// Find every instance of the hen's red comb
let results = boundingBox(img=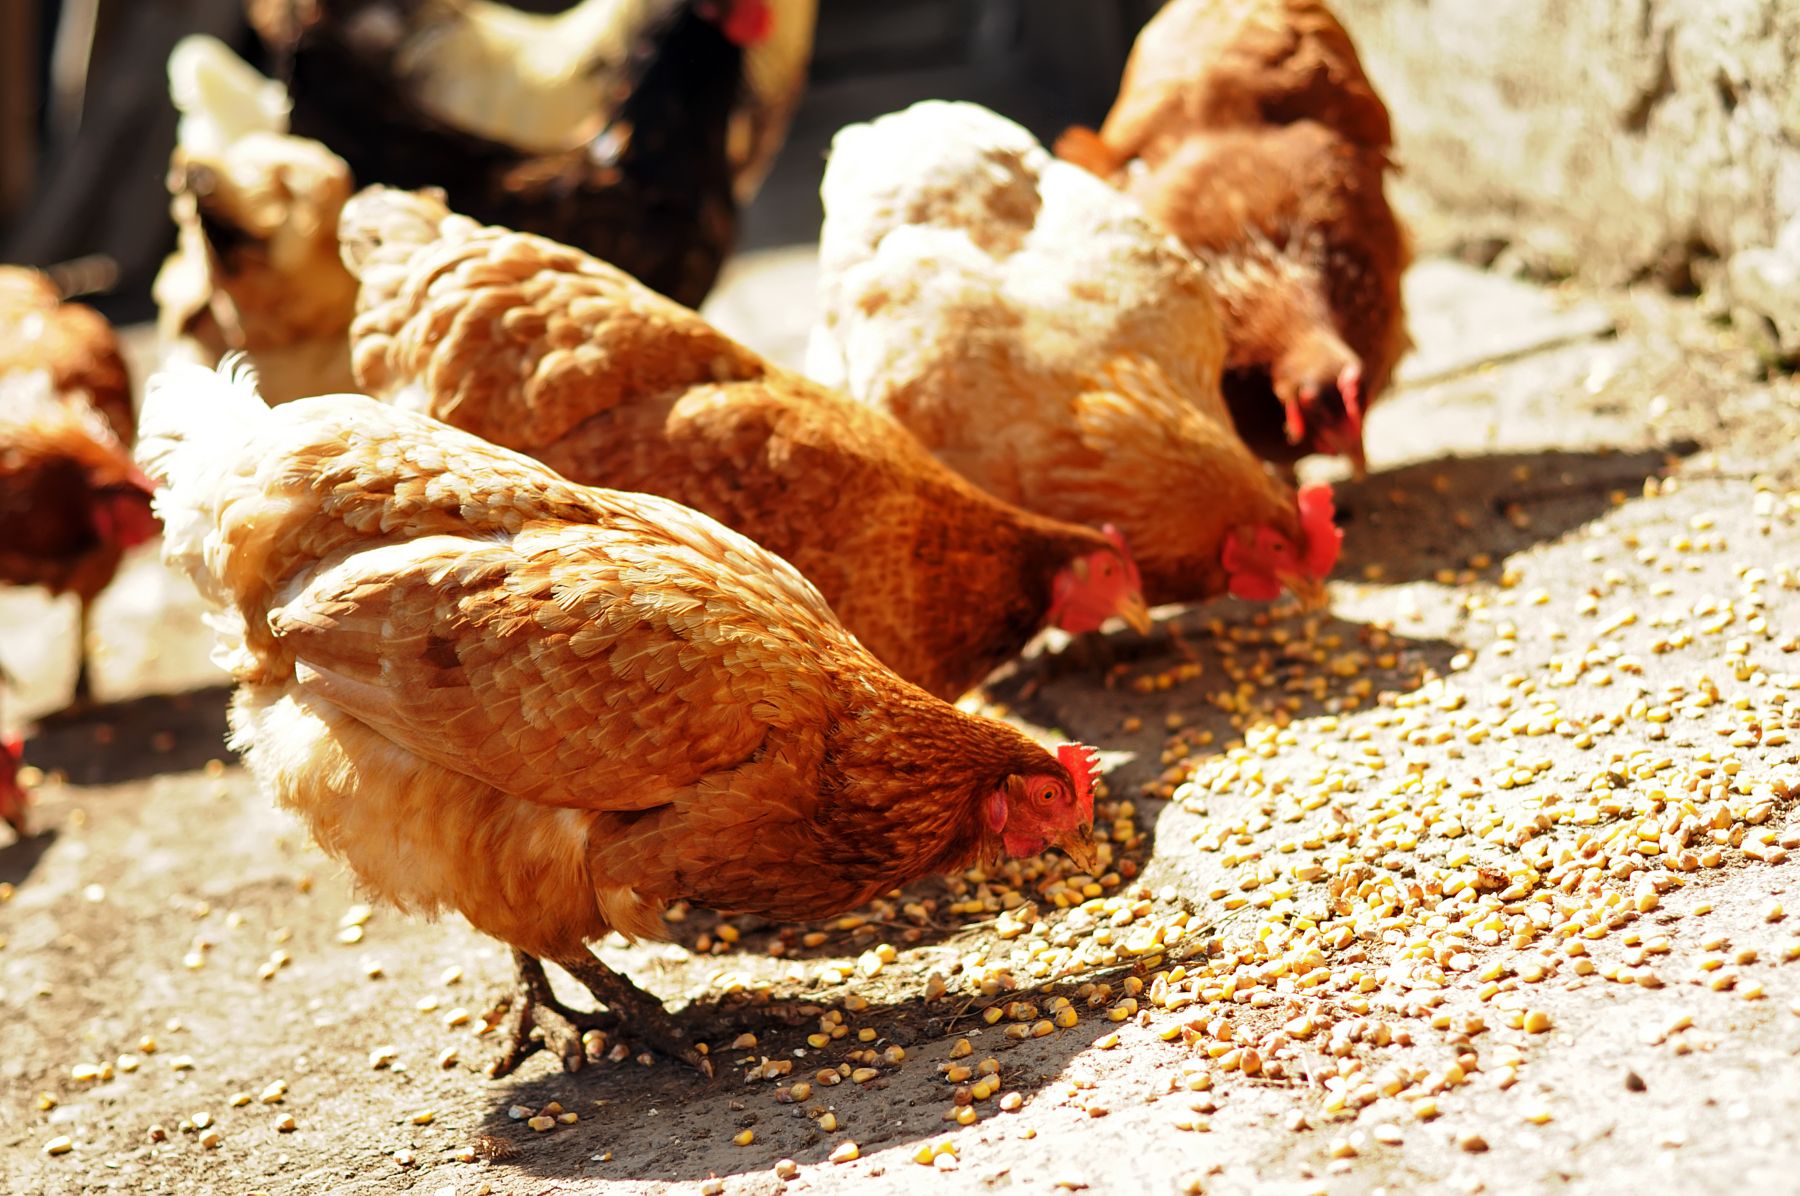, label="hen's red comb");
[1,735,21,765]
[1297,483,1342,578]
[719,0,774,45]
[1057,743,1099,819]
